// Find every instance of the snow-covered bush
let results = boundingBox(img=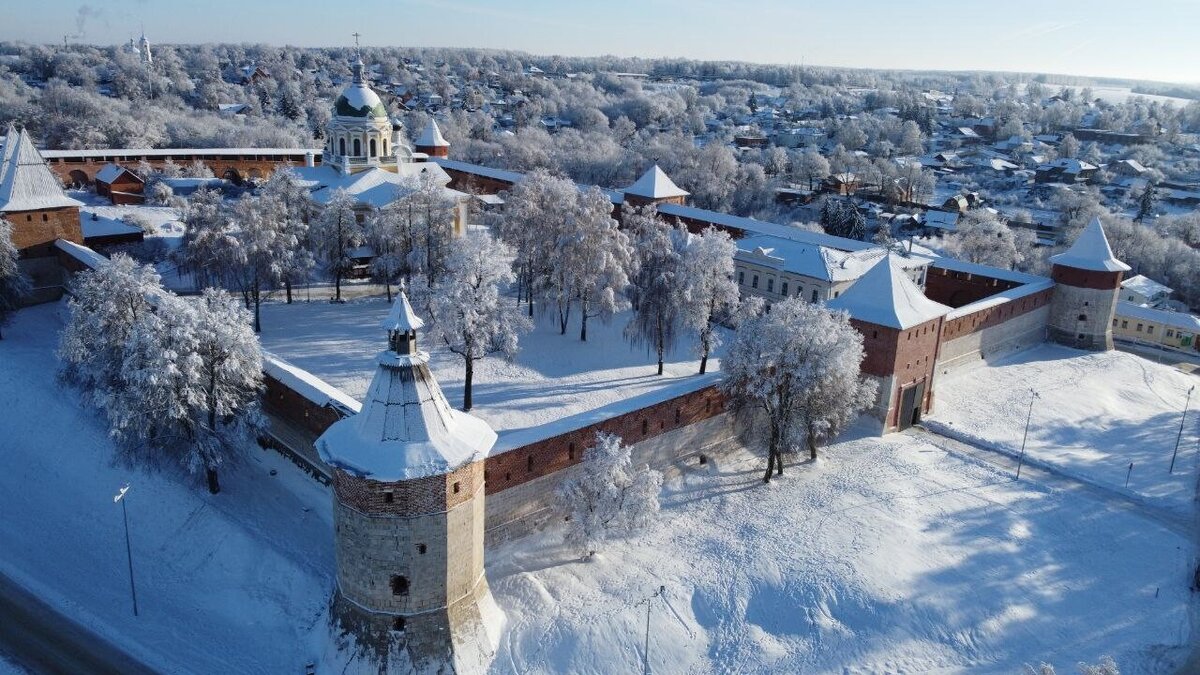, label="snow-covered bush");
[554,432,663,557]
